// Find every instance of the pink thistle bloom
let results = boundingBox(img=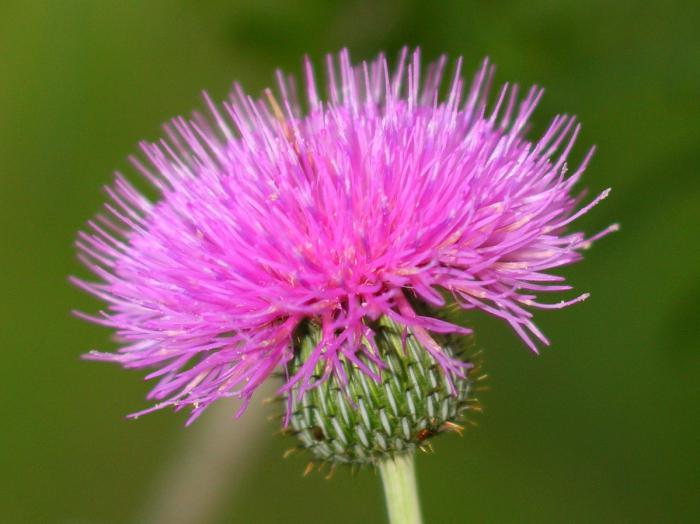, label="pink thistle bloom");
[73,48,616,424]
